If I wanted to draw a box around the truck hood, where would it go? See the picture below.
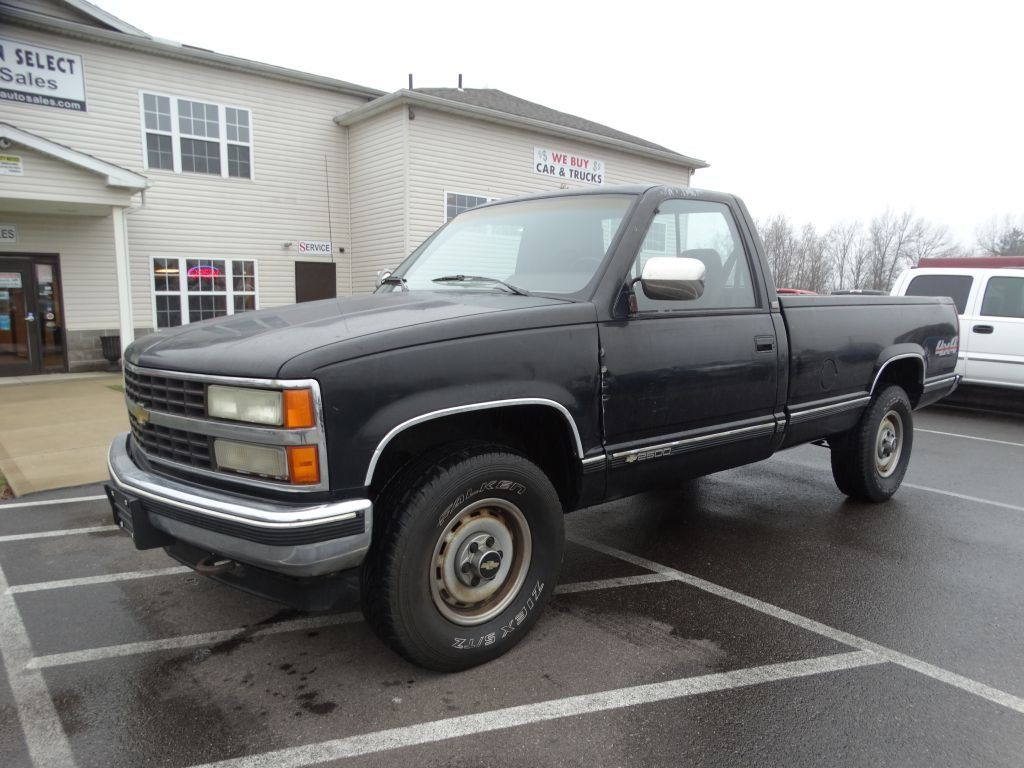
[125,291,592,378]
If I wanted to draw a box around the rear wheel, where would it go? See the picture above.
[361,444,564,671]
[829,385,914,502]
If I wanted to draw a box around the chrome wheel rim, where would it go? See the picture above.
[429,498,532,626]
[875,410,903,478]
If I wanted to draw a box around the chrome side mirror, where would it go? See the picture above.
[376,269,393,288]
[639,256,705,301]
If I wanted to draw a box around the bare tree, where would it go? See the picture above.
[758,215,797,288]
[792,223,831,293]
[977,215,1024,256]
[908,221,960,262]
[825,221,860,291]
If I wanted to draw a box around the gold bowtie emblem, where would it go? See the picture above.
[129,401,151,425]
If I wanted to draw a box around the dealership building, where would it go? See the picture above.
[0,0,706,376]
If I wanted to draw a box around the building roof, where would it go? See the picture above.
[414,88,682,156]
[336,89,708,170]
[56,0,149,36]
[0,122,148,189]
[0,2,386,100]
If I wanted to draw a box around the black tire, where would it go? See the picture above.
[361,443,564,672]
[829,385,914,502]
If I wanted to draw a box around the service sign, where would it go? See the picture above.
[533,147,605,185]
[297,240,333,256]
[0,223,17,243]
[0,37,87,111]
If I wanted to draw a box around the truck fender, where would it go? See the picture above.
[870,345,926,399]
[361,393,586,487]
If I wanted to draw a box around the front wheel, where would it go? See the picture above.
[830,385,914,502]
[361,444,564,671]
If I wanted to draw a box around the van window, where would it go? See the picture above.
[905,274,973,314]
[980,276,1024,318]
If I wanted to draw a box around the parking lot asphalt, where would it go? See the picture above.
[1,404,1022,768]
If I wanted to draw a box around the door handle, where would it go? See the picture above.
[972,324,994,334]
[755,335,776,352]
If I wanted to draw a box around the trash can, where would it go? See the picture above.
[100,334,122,371]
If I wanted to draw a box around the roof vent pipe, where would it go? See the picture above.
[458,73,463,90]
[408,73,413,90]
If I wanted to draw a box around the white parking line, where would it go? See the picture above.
[0,525,119,543]
[28,613,363,670]
[0,494,107,510]
[187,651,882,768]
[571,535,1024,716]
[903,484,1024,514]
[554,572,676,594]
[771,453,1024,514]
[917,428,1024,450]
[16,572,678,667]
[0,561,78,768]
[6,565,191,594]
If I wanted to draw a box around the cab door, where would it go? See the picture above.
[965,274,1024,388]
[600,198,779,498]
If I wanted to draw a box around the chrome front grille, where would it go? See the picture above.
[122,363,328,492]
[130,418,213,469]
[124,366,206,418]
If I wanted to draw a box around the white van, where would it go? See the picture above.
[891,260,1024,390]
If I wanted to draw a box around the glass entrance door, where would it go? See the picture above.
[0,256,66,377]
[0,261,36,376]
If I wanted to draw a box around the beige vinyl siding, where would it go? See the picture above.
[0,144,134,207]
[0,212,118,330]
[406,108,693,253]
[348,107,408,294]
[2,22,370,326]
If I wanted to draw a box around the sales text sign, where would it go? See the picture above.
[534,147,605,185]
[0,37,87,111]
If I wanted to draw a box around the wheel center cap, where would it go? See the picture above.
[475,550,503,581]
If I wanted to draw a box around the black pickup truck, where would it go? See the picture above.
[106,185,960,671]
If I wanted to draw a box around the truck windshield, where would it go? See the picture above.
[392,194,636,295]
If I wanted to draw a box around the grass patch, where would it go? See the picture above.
[0,470,12,500]
[107,384,124,393]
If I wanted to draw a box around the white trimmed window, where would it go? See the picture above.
[152,258,258,329]
[141,92,253,179]
[445,191,496,222]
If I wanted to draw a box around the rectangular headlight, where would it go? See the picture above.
[208,385,283,425]
[214,439,288,479]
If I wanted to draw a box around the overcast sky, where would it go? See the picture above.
[98,0,1022,249]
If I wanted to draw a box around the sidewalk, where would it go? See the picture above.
[0,374,127,496]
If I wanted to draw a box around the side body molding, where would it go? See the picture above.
[363,398,586,487]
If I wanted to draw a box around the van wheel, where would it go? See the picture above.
[361,444,564,672]
[829,385,914,502]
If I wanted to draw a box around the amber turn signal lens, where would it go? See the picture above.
[287,445,320,484]
[283,389,315,428]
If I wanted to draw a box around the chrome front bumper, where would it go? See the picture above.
[106,433,372,577]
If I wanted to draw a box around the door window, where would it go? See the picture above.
[905,274,974,314]
[629,199,756,312]
[979,276,1024,318]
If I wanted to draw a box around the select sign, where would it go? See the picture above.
[297,240,333,255]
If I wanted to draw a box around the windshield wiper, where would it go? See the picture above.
[380,275,409,292]
[431,274,531,296]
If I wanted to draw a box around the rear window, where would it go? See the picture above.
[905,274,973,314]
[980,276,1024,318]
